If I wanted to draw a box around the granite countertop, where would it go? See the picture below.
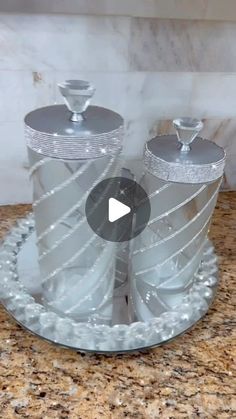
[0,192,235,418]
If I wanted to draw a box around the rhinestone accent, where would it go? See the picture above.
[144,141,226,184]
[25,124,124,160]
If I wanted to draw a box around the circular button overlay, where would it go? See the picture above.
[85,177,151,242]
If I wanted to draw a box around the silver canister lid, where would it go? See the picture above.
[144,118,226,184]
[25,80,124,159]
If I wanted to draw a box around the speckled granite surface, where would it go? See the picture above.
[0,193,235,419]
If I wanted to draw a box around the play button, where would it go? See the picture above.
[85,176,151,242]
[108,198,131,222]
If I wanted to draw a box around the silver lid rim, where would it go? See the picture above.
[144,141,226,184]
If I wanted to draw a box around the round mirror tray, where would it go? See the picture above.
[0,214,218,354]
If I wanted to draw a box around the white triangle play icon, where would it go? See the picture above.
[108,198,131,223]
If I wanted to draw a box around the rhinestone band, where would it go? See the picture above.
[25,124,124,160]
[144,143,226,184]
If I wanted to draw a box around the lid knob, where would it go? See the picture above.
[58,80,95,122]
[173,117,203,153]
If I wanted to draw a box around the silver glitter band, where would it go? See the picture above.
[144,143,226,184]
[25,124,124,160]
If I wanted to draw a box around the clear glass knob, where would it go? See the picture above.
[58,80,95,122]
[173,117,203,152]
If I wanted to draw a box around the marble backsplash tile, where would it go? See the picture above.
[2,0,236,22]
[0,14,130,72]
[0,70,54,123]
[129,18,236,72]
[126,72,236,125]
[122,72,236,158]
[4,13,236,75]
[189,73,236,118]
[0,12,236,203]
[0,122,31,204]
[0,71,236,203]
[4,71,236,125]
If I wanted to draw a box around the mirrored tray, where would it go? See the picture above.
[0,214,218,354]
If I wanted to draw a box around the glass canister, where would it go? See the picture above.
[25,80,124,325]
[130,118,226,327]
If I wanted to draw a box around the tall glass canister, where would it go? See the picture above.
[130,118,226,328]
[25,80,124,325]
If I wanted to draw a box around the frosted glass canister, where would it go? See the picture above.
[25,80,124,325]
[130,118,226,324]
